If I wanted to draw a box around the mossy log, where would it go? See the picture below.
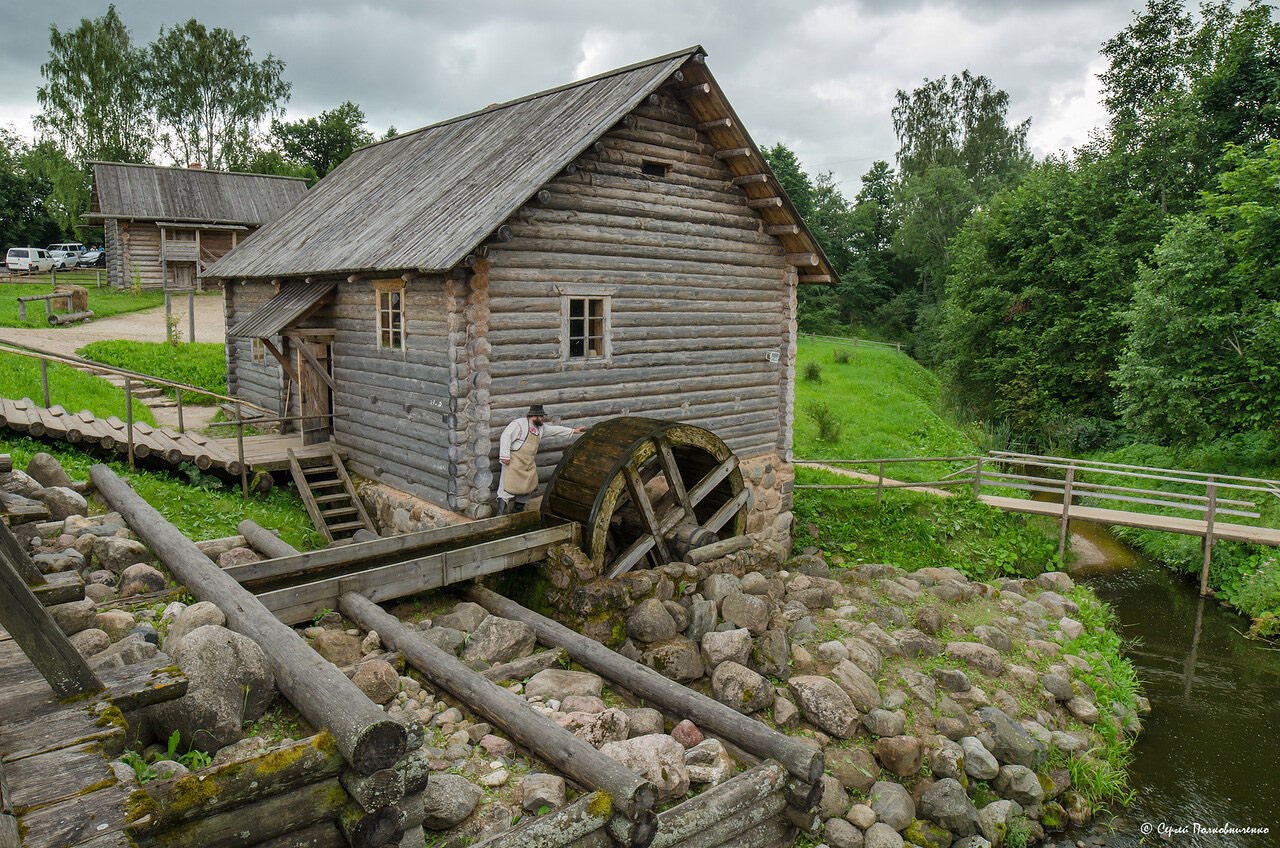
[132,778,348,848]
[339,767,403,814]
[236,519,300,560]
[90,465,407,774]
[337,800,402,848]
[642,762,785,848]
[466,586,822,784]
[471,791,629,848]
[242,821,346,847]
[339,593,657,824]
[125,734,343,835]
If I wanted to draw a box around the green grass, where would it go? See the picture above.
[0,432,323,549]
[0,280,163,328]
[794,338,975,481]
[78,340,227,404]
[0,351,156,425]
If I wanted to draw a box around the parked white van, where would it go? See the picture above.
[5,247,55,273]
[47,242,86,269]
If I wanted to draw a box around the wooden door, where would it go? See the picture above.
[297,339,333,445]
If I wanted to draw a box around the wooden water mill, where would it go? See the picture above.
[541,417,749,577]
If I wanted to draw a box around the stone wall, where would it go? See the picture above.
[357,480,471,535]
[739,452,794,557]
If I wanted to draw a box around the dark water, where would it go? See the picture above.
[1068,525,1280,847]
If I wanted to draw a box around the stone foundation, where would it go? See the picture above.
[739,452,794,557]
[357,480,471,535]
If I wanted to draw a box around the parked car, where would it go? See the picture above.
[77,248,106,267]
[6,247,56,273]
[47,242,86,269]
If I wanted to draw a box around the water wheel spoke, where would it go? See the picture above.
[654,435,694,514]
[687,455,740,506]
[607,534,658,578]
[704,487,751,532]
[623,465,670,565]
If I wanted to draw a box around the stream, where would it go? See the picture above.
[1063,523,1280,847]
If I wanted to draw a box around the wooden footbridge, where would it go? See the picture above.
[797,450,1280,594]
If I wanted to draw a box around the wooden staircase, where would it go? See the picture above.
[287,447,375,542]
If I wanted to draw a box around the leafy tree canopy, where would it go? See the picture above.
[270,101,373,180]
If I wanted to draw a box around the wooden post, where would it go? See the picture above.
[176,388,184,432]
[89,465,409,774]
[876,460,885,506]
[0,523,103,697]
[164,290,172,328]
[1200,476,1217,596]
[972,457,983,498]
[124,377,135,470]
[188,290,196,343]
[1057,466,1075,563]
[17,300,25,321]
[236,404,248,498]
[39,360,50,408]
[0,514,47,585]
[95,269,101,288]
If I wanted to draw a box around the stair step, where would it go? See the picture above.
[309,479,344,489]
[313,493,349,504]
[133,388,165,399]
[321,507,357,518]
[328,520,366,532]
[303,464,338,475]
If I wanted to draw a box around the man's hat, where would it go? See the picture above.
[527,404,546,417]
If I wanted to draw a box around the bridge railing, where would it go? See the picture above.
[795,452,1280,593]
[0,339,274,496]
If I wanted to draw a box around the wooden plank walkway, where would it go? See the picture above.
[0,395,242,475]
[211,434,333,472]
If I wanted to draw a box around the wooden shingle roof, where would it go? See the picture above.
[87,163,307,226]
[205,46,837,283]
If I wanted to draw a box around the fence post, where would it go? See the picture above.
[40,360,50,407]
[1057,466,1075,563]
[236,404,248,499]
[876,460,885,507]
[1200,477,1217,596]
[18,300,25,321]
[96,269,101,288]
[175,389,184,433]
[125,377,135,471]
[973,457,983,498]
[188,290,196,343]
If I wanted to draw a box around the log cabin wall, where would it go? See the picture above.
[479,91,795,518]
[317,276,455,506]
[103,219,124,288]
[116,221,165,289]
[225,281,291,417]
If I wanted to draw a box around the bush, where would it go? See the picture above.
[803,402,842,443]
[1233,558,1280,637]
[833,348,850,364]
[802,361,823,383]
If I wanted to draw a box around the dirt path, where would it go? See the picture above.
[0,294,227,431]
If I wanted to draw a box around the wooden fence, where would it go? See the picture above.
[796,451,1280,594]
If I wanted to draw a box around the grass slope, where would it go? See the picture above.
[0,351,156,425]
[78,340,227,403]
[790,337,1061,580]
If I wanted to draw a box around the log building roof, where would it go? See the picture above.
[87,162,308,226]
[204,46,836,283]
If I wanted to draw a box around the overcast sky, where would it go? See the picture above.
[0,1,1139,194]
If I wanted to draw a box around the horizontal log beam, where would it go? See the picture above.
[697,118,733,131]
[713,148,753,160]
[784,253,819,267]
[766,225,799,236]
[675,83,711,98]
[730,174,769,186]
[746,197,782,209]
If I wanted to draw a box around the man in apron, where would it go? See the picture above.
[497,404,586,515]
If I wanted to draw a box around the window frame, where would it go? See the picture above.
[251,337,266,364]
[560,293,612,364]
[373,279,406,352]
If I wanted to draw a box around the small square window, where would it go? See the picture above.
[641,160,671,178]
[377,287,404,351]
[251,337,265,363]
[565,296,609,361]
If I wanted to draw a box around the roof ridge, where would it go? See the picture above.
[357,44,705,153]
[88,161,309,183]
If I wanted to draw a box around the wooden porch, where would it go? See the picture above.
[211,434,337,473]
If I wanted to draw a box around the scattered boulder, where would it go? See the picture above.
[710,660,773,714]
[217,547,261,568]
[641,638,704,682]
[420,626,465,656]
[89,633,158,670]
[460,616,535,665]
[432,602,489,633]
[95,609,136,642]
[524,669,603,701]
[48,599,96,636]
[69,628,110,656]
[823,818,864,848]
[976,707,1047,769]
[830,659,882,712]
[868,780,915,831]
[626,598,678,643]
[93,537,150,574]
[312,630,362,667]
[960,736,1000,780]
[920,777,980,836]
[994,764,1045,806]
[33,549,84,574]
[146,625,275,751]
[521,773,566,812]
[600,734,689,800]
[352,659,400,704]
[827,747,879,792]
[33,486,88,520]
[789,675,857,736]
[163,601,226,653]
[422,773,483,828]
[701,628,752,667]
[118,564,166,597]
[873,735,923,777]
[946,641,1005,676]
[685,738,734,785]
[720,591,770,634]
[862,709,906,737]
[865,822,905,848]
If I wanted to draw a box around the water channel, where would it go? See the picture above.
[1063,523,1280,847]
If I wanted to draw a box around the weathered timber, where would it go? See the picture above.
[478,647,568,683]
[32,570,86,605]
[48,310,95,325]
[14,782,130,848]
[686,534,754,565]
[645,762,785,848]
[337,800,402,848]
[241,821,346,848]
[256,524,577,626]
[135,778,350,848]
[475,792,639,848]
[0,489,49,524]
[0,645,185,724]
[90,464,407,774]
[707,818,792,848]
[339,767,404,814]
[0,701,125,761]
[0,522,102,697]
[466,586,823,784]
[125,734,343,835]
[341,592,657,821]
[5,741,114,814]
[237,519,302,560]
[0,514,46,584]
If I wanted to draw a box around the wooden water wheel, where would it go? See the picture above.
[541,417,748,577]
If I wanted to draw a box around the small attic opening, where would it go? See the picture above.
[640,160,671,178]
